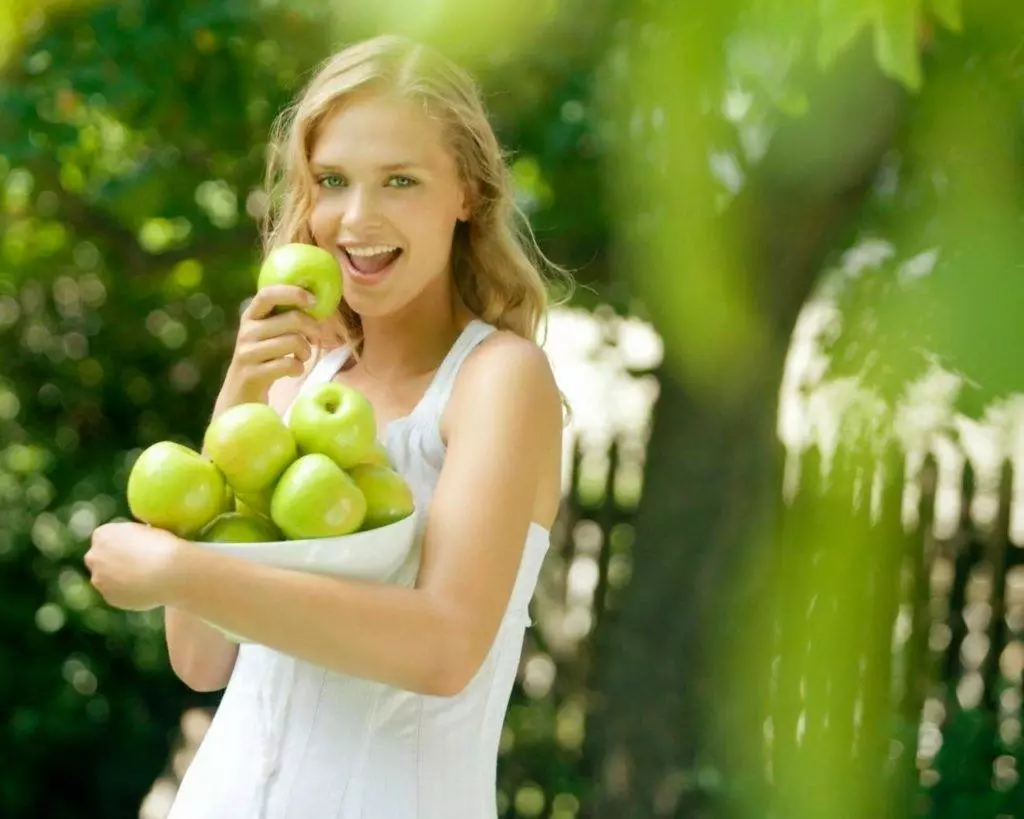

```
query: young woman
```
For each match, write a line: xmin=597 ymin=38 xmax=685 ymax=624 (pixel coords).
xmin=84 ymin=34 xmax=566 ymax=818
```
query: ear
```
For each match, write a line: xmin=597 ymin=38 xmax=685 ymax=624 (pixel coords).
xmin=456 ymin=180 xmax=472 ymax=222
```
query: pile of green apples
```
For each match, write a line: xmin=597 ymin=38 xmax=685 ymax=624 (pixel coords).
xmin=125 ymin=243 xmax=415 ymax=544
xmin=127 ymin=382 xmax=415 ymax=543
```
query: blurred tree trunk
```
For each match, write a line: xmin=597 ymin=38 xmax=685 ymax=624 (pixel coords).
xmin=583 ymin=348 xmax=790 ymax=819
xmin=583 ymin=51 xmax=906 ymax=817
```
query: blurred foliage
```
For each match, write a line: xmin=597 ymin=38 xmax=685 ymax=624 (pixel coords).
xmin=597 ymin=0 xmax=967 ymax=405
xmin=818 ymin=15 xmax=1024 ymax=418
xmin=600 ymin=0 xmax=1018 ymax=413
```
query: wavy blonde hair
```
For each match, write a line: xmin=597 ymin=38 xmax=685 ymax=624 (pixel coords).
xmin=259 ymin=34 xmax=572 ymax=352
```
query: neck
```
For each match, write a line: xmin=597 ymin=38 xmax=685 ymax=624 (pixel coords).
xmin=357 ymin=285 xmax=473 ymax=381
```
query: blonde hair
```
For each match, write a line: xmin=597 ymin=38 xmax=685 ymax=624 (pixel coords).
xmin=260 ymin=34 xmax=572 ymax=351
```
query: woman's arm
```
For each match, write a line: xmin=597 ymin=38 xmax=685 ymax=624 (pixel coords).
xmin=163 ymin=361 xmax=309 ymax=692
xmin=160 ymin=336 xmax=563 ymax=695
xmin=162 ymin=370 xmax=248 ymax=692
xmin=163 ymin=608 xmax=239 ymax=692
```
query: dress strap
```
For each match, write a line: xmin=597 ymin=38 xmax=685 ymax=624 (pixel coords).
xmin=312 ymin=345 xmax=352 ymax=386
xmin=281 ymin=345 xmax=350 ymax=425
xmin=418 ymin=319 xmax=496 ymax=420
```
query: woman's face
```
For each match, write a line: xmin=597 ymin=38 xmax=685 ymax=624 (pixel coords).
xmin=308 ymin=92 xmax=469 ymax=319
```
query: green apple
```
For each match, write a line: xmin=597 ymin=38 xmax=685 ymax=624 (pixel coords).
xmin=235 ymin=486 xmax=274 ymax=520
xmin=348 ymin=464 xmax=415 ymax=530
xmin=257 ymin=242 xmax=343 ymax=321
xmin=270 ymin=453 xmax=367 ymax=539
xmin=358 ymin=440 xmax=392 ymax=468
xmin=204 ymin=403 xmax=297 ymax=493
xmin=288 ymin=381 xmax=377 ymax=469
xmin=197 ymin=511 xmax=282 ymax=543
xmin=127 ymin=441 xmax=227 ymax=538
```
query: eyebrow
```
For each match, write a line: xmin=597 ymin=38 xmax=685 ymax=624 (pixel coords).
xmin=309 ymin=161 xmax=425 ymax=174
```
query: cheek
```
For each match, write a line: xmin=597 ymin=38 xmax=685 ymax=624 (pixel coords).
xmin=395 ymin=197 xmax=457 ymax=253
xmin=309 ymin=196 xmax=335 ymax=243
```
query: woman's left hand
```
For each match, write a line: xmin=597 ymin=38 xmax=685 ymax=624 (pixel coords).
xmin=84 ymin=521 xmax=186 ymax=611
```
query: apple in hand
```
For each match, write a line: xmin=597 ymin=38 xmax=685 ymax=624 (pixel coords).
xmin=289 ymin=382 xmax=376 ymax=469
xmin=257 ymin=243 xmax=343 ymax=321
xmin=127 ymin=441 xmax=227 ymax=538
xmin=198 ymin=511 xmax=282 ymax=543
xmin=271 ymin=453 xmax=367 ymax=539
xmin=204 ymin=403 xmax=297 ymax=493
xmin=348 ymin=464 xmax=415 ymax=530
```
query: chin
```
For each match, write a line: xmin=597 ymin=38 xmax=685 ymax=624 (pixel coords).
xmin=344 ymin=289 xmax=399 ymax=320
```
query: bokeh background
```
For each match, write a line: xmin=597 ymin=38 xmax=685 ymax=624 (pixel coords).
xmin=3 ymin=0 xmax=1024 ymax=817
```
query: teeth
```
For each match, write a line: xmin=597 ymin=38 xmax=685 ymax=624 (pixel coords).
xmin=346 ymin=245 xmax=398 ymax=257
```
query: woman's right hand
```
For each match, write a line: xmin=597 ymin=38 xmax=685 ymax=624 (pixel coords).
xmin=222 ymin=285 xmax=325 ymax=405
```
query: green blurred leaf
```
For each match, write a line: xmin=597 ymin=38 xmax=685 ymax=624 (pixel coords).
xmin=817 ymin=0 xmax=874 ymax=70
xmin=928 ymin=0 xmax=963 ymax=31
xmin=874 ymin=0 xmax=923 ymax=91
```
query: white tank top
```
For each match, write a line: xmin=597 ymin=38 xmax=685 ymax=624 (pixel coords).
xmin=167 ymin=319 xmax=552 ymax=819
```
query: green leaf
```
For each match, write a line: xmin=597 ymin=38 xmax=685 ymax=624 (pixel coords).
xmin=817 ymin=0 xmax=874 ymax=70
xmin=873 ymin=0 xmax=923 ymax=91
xmin=928 ymin=0 xmax=962 ymax=32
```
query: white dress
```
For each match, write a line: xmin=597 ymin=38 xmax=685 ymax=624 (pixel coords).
xmin=167 ymin=319 xmax=552 ymax=819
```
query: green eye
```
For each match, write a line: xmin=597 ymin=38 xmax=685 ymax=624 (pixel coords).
xmin=388 ymin=175 xmax=416 ymax=188
xmin=318 ymin=174 xmax=345 ymax=189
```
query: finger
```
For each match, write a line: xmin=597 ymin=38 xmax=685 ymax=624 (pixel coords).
xmin=248 ymin=308 xmax=323 ymax=343
xmin=255 ymin=356 xmax=306 ymax=381
xmin=244 ymin=285 xmax=315 ymax=321
xmin=241 ymin=334 xmax=311 ymax=366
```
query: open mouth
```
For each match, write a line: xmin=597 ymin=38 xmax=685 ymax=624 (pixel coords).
xmin=340 ymin=245 xmax=403 ymax=282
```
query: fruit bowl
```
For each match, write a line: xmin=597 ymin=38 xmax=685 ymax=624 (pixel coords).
xmin=189 ymin=505 xmax=419 ymax=643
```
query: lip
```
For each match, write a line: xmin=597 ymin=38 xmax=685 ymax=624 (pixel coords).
xmin=338 ymin=246 xmax=403 ymax=286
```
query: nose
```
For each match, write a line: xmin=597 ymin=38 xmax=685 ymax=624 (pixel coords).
xmin=340 ymin=184 xmax=383 ymax=231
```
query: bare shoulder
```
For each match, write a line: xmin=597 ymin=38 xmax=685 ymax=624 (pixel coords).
xmin=446 ymin=330 xmax=562 ymax=437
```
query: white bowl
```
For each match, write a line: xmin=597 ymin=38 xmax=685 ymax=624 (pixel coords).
xmin=189 ymin=506 xmax=419 ymax=643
